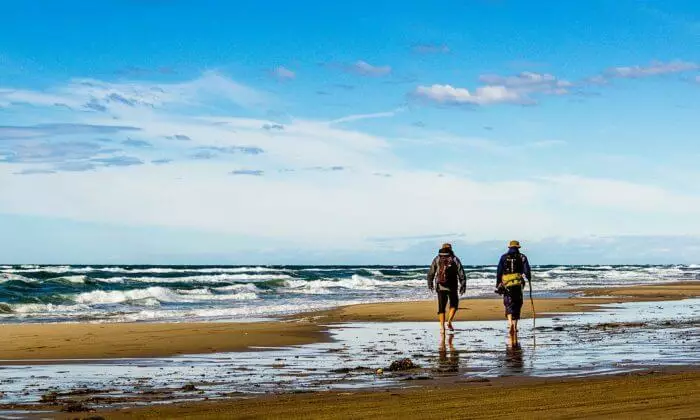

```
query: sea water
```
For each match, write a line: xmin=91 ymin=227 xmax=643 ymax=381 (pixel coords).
xmin=0 ymin=264 xmax=698 ymax=322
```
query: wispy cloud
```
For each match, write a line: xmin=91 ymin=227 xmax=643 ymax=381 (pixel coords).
xmin=349 ymin=61 xmax=392 ymax=77
xmin=273 ymin=66 xmax=296 ymax=80
xmin=166 ymin=134 xmax=191 ymax=141
xmin=230 ymin=169 xmax=264 ymax=176
xmin=412 ymin=44 xmax=450 ymax=54
xmin=328 ymin=109 xmax=402 ymax=125
xmin=53 ymin=161 xmax=97 ymax=172
xmin=478 ymin=72 xmax=572 ymax=94
xmin=152 ymin=158 xmax=173 ymax=165
xmin=0 ymin=71 xmax=268 ymax=114
xmin=93 ymin=156 xmax=144 ymax=167
xmin=0 ymin=141 xmax=113 ymax=164
xmin=262 ymin=123 xmax=285 ymax=131
xmin=15 ymin=168 xmax=57 ymax=175
xmin=191 ymin=145 xmax=264 ymax=160
xmin=0 ymin=123 xmax=140 ymax=140
xmin=605 ymin=60 xmax=698 ymax=78
xmin=122 ymin=139 xmax=153 ymax=148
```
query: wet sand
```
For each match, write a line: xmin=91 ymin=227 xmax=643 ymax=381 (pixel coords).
xmin=83 ymin=370 xmax=700 ymax=419
xmin=0 ymin=282 xmax=697 ymax=361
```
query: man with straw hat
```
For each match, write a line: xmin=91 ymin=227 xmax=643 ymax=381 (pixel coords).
xmin=496 ymin=240 xmax=532 ymax=338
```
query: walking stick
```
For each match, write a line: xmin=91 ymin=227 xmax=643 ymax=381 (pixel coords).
xmin=528 ymin=280 xmax=536 ymax=328
xmin=528 ymin=280 xmax=536 ymax=348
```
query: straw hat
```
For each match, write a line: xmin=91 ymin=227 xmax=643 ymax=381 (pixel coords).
xmin=508 ymin=240 xmax=521 ymax=248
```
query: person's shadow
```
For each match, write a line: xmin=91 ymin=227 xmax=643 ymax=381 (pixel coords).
xmin=437 ymin=333 xmax=460 ymax=373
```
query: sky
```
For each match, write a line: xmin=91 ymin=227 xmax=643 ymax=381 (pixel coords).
xmin=1 ymin=0 xmax=700 ymax=264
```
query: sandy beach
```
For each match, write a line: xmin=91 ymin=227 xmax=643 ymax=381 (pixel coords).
xmin=0 ymin=281 xmax=698 ymax=419
xmin=0 ymin=321 xmax=327 ymax=361
xmin=1 ymin=282 xmax=697 ymax=361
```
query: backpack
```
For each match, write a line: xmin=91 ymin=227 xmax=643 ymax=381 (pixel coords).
xmin=436 ymin=254 xmax=457 ymax=285
xmin=503 ymin=252 xmax=525 ymax=275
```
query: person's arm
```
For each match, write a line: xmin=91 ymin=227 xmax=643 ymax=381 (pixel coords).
xmin=523 ymin=254 xmax=532 ymax=283
xmin=455 ymin=256 xmax=466 ymax=294
xmin=496 ymin=255 xmax=505 ymax=287
xmin=427 ymin=257 xmax=438 ymax=291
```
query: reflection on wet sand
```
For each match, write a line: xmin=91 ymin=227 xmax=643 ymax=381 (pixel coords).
xmin=504 ymin=336 xmax=524 ymax=374
xmin=437 ymin=333 xmax=460 ymax=373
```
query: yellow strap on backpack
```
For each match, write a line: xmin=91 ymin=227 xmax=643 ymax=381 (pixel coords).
xmin=502 ymin=273 xmax=524 ymax=288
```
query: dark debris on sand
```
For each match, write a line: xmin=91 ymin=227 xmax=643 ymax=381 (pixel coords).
xmin=388 ymin=358 xmax=419 ymax=372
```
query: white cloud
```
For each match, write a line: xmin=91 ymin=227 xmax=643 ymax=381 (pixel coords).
xmin=479 ymin=72 xmax=572 ymax=91
xmin=414 ymin=71 xmax=572 ymax=107
xmin=606 ymin=60 xmax=698 ymax=78
xmin=351 ymin=61 xmax=392 ymax=77
xmin=3 ymin=166 xmax=700 ymax=249
xmin=2 ymin=72 xmax=700 ymax=252
xmin=413 ymin=84 xmax=523 ymax=105
xmin=273 ymin=66 xmax=296 ymax=80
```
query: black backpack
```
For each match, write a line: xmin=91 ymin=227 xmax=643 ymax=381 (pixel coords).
xmin=503 ymin=253 xmax=525 ymax=275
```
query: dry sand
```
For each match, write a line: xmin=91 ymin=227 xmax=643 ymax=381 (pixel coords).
xmin=299 ymin=281 xmax=700 ymax=323
xmin=0 ymin=321 xmax=327 ymax=361
xmin=1 ymin=281 xmax=697 ymax=361
xmin=84 ymin=370 xmax=700 ymax=420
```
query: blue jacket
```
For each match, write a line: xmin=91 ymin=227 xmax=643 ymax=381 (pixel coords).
xmin=496 ymin=247 xmax=531 ymax=287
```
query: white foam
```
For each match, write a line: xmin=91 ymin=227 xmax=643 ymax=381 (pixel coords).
xmin=213 ymin=284 xmax=261 ymax=293
xmin=91 ymin=273 xmax=292 ymax=284
xmin=72 ymin=286 xmax=258 ymax=305
xmin=284 ymin=275 xmax=425 ymax=294
xmin=5 ymin=302 xmax=91 ymax=315
xmin=50 ymin=275 xmax=87 ymax=284
xmin=0 ymin=273 xmax=35 ymax=283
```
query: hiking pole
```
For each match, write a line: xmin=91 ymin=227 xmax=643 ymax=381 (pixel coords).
xmin=528 ymin=280 xmax=536 ymax=348
xmin=528 ymin=280 xmax=535 ymax=327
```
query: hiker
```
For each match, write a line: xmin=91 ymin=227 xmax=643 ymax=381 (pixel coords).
xmin=496 ymin=240 xmax=532 ymax=338
xmin=427 ymin=243 xmax=466 ymax=333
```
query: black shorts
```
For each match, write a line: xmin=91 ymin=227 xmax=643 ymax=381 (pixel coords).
xmin=503 ymin=285 xmax=523 ymax=319
xmin=437 ymin=288 xmax=459 ymax=314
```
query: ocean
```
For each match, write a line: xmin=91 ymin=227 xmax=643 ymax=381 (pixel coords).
xmin=1 ymin=264 xmax=698 ymax=323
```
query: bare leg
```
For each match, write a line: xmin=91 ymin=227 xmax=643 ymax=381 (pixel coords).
xmin=447 ymin=307 xmax=457 ymax=331
xmin=507 ymin=314 xmax=515 ymax=337
xmin=439 ymin=312 xmax=446 ymax=332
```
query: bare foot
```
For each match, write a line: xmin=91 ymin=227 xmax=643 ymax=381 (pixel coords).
xmin=447 ymin=322 xmax=454 ymax=332
xmin=440 ymin=324 xmax=446 ymax=333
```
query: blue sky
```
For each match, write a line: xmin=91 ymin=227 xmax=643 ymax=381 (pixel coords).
xmin=1 ymin=0 xmax=699 ymax=264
